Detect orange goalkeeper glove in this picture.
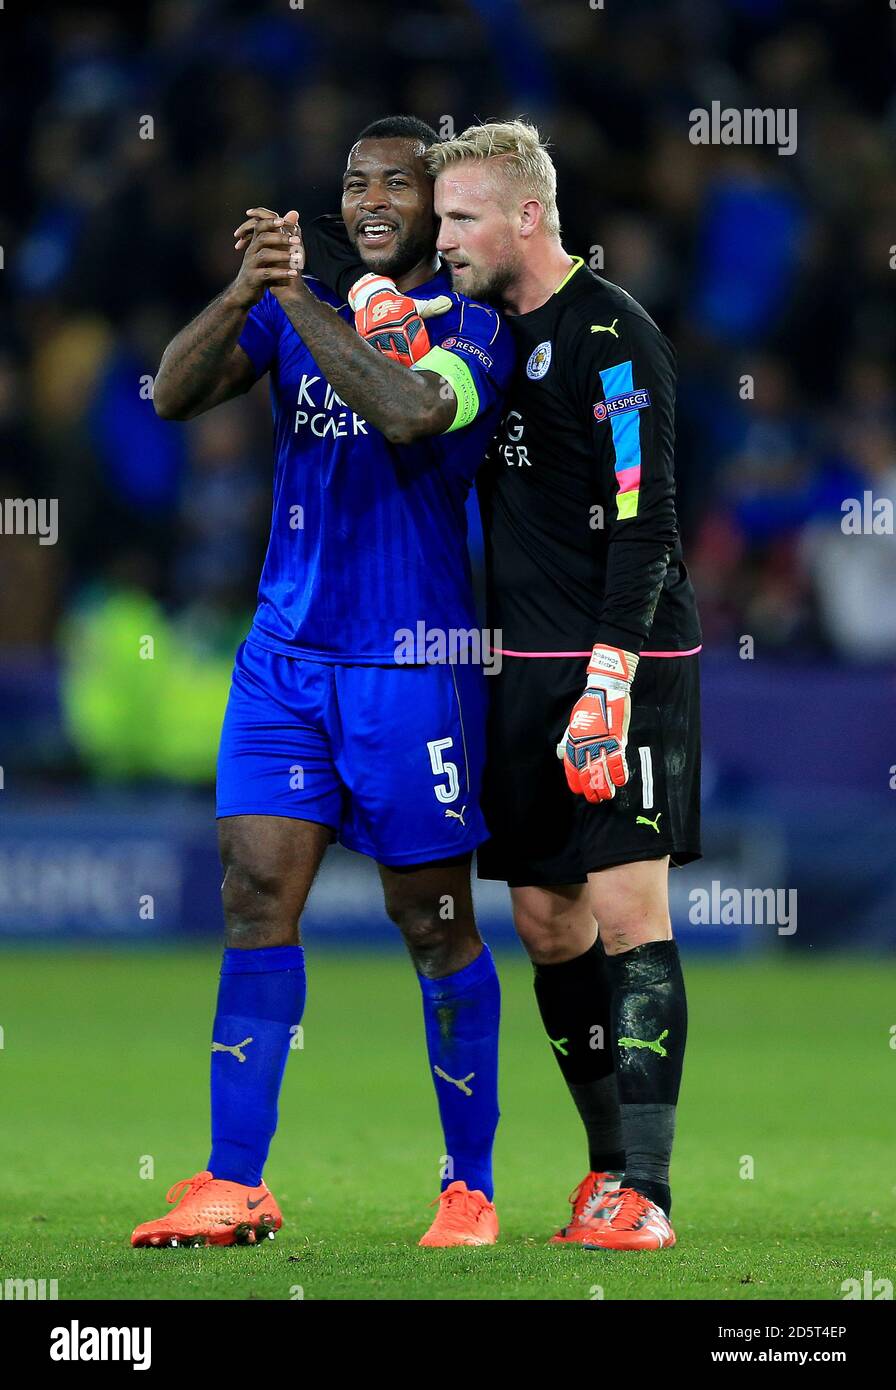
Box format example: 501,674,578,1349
348,273,452,368
557,643,640,803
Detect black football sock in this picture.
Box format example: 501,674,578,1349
605,939,687,1216
532,941,625,1173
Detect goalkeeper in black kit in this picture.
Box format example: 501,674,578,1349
313,119,702,1250
424,120,701,1252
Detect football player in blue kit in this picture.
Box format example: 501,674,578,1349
131,118,513,1250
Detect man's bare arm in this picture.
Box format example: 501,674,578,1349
153,212,300,420
152,288,257,421
271,235,455,444
279,284,454,443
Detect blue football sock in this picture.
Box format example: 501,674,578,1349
418,944,501,1201
208,944,306,1187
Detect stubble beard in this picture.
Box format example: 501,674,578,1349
450,248,518,307
354,222,437,284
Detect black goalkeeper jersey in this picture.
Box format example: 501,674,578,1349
301,222,700,656
480,259,701,656
302,213,368,303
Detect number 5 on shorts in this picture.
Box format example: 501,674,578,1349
427,737,460,804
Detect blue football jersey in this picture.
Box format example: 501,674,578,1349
237,268,514,662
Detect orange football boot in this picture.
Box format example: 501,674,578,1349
418,1180,499,1247
131,1170,282,1248
548,1170,623,1244
582,1186,676,1250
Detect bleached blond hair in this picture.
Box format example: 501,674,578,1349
424,120,561,237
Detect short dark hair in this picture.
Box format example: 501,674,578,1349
355,115,441,150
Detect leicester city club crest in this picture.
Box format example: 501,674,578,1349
526,341,552,380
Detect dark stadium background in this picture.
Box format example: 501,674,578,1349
1,0,894,954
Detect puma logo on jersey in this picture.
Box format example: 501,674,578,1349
636,812,662,833
212,1036,253,1063
590,319,620,337
434,1066,475,1095
444,805,467,826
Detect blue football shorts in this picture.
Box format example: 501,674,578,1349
216,639,488,866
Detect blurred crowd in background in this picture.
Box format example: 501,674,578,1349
2,0,895,785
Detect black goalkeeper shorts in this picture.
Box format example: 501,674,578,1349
476,652,702,887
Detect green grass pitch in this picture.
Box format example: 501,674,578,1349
1,948,892,1301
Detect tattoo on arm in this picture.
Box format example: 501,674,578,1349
276,285,455,443
154,286,255,420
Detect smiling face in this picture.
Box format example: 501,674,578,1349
342,137,438,284
434,162,520,304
